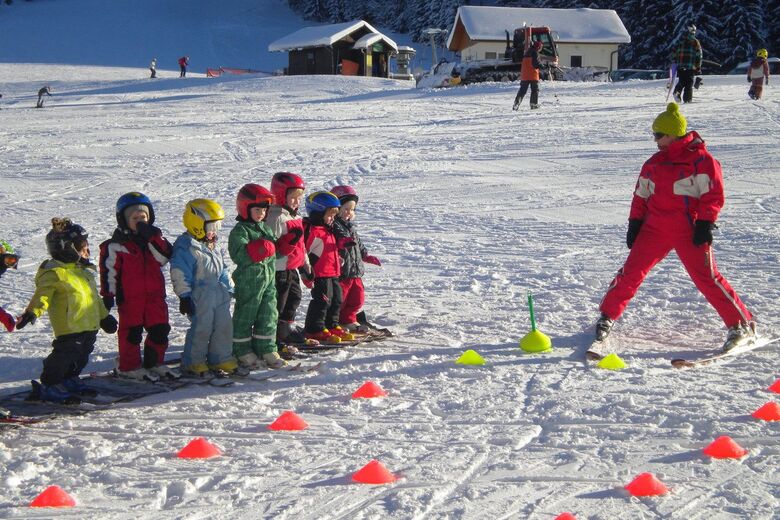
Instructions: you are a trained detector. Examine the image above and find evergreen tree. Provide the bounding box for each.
[717,0,767,69]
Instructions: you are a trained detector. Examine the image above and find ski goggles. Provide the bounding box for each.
[1,254,19,269]
[204,221,222,234]
[653,132,666,140]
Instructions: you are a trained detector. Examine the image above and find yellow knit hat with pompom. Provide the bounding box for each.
[652,102,687,137]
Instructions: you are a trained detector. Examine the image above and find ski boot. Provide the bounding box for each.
[277,344,302,361]
[63,376,98,397]
[595,315,614,342]
[30,380,81,405]
[329,326,355,341]
[262,352,288,369]
[181,363,214,379]
[722,322,756,352]
[530,103,540,110]
[210,359,250,377]
[512,96,523,111]
[237,352,260,370]
[115,367,160,382]
[149,364,181,380]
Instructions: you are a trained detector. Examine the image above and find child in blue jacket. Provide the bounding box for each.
[171,199,241,377]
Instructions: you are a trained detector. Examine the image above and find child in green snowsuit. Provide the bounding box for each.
[229,184,285,369]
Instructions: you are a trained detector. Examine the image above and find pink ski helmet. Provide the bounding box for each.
[270,172,305,206]
[330,185,358,205]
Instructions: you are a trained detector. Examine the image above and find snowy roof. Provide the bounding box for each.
[447,6,631,48]
[352,33,398,53]
[269,20,396,52]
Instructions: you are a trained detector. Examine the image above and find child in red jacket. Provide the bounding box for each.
[302,191,355,344]
[0,239,18,333]
[100,192,176,382]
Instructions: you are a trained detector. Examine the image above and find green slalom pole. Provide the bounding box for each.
[528,291,537,332]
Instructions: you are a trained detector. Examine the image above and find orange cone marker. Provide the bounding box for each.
[176,437,222,459]
[268,411,309,431]
[768,379,780,393]
[30,485,76,508]
[624,472,669,497]
[554,513,577,520]
[352,381,388,399]
[702,436,748,459]
[351,459,398,484]
[751,401,780,421]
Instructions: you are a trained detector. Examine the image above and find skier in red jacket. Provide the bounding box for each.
[178,56,189,78]
[99,192,175,381]
[595,103,754,353]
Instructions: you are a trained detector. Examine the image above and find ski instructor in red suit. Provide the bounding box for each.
[594,102,755,352]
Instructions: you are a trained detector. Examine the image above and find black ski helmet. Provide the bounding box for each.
[46,218,88,263]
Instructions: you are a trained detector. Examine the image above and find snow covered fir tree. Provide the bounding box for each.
[285,0,774,70]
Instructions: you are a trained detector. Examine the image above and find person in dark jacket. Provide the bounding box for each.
[672,24,702,103]
[330,186,381,332]
[36,86,51,108]
[513,40,543,110]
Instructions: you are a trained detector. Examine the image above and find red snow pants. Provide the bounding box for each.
[600,227,752,327]
[339,277,365,326]
[117,296,170,371]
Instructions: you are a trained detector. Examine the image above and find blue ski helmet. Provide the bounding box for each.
[116,192,155,230]
[305,191,340,214]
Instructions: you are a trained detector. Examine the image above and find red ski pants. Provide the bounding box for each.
[339,277,365,326]
[600,228,752,327]
[117,296,170,371]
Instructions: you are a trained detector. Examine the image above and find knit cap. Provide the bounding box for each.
[652,102,687,137]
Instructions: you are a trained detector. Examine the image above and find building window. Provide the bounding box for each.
[571,55,583,67]
[485,52,497,59]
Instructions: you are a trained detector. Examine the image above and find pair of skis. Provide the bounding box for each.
[586,335,778,368]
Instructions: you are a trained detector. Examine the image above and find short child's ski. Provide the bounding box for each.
[671,337,779,368]
[585,338,613,361]
[665,63,678,102]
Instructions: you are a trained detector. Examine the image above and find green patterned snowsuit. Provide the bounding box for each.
[229,220,278,357]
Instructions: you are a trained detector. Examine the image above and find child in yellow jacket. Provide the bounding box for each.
[16,218,117,404]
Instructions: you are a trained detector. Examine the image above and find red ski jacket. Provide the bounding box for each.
[99,229,172,303]
[304,221,341,279]
[629,131,724,236]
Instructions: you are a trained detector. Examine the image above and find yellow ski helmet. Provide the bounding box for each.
[757,48,768,59]
[183,199,224,240]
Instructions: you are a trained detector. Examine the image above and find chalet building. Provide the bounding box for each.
[447,6,631,71]
[269,20,398,77]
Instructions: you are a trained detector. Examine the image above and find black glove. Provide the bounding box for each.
[16,311,37,329]
[179,296,195,316]
[100,315,118,334]
[747,77,752,84]
[626,219,643,249]
[287,227,303,245]
[135,221,160,241]
[766,77,769,86]
[693,220,715,246]
[102,295,114,311]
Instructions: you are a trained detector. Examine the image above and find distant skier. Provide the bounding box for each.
[747,48,770,100]
[593,103,755,353]
[36,86,51,108]
[150,57,157,79]
[513,40,543,110]
[178,55,189,78]
[672,24,702,103]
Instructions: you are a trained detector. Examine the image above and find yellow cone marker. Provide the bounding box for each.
[456,349,486,366]
[519,292,553,353]
[597,353,626,370]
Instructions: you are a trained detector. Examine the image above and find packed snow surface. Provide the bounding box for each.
[0,65,778,519]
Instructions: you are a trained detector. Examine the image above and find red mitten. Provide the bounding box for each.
[247,239,275,262]
[0,307,15,332]
[362,255,381,266]
[302,278,313,289]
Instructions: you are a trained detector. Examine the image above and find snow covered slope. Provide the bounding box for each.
[0,0,304,71]
[0,57,778,520]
